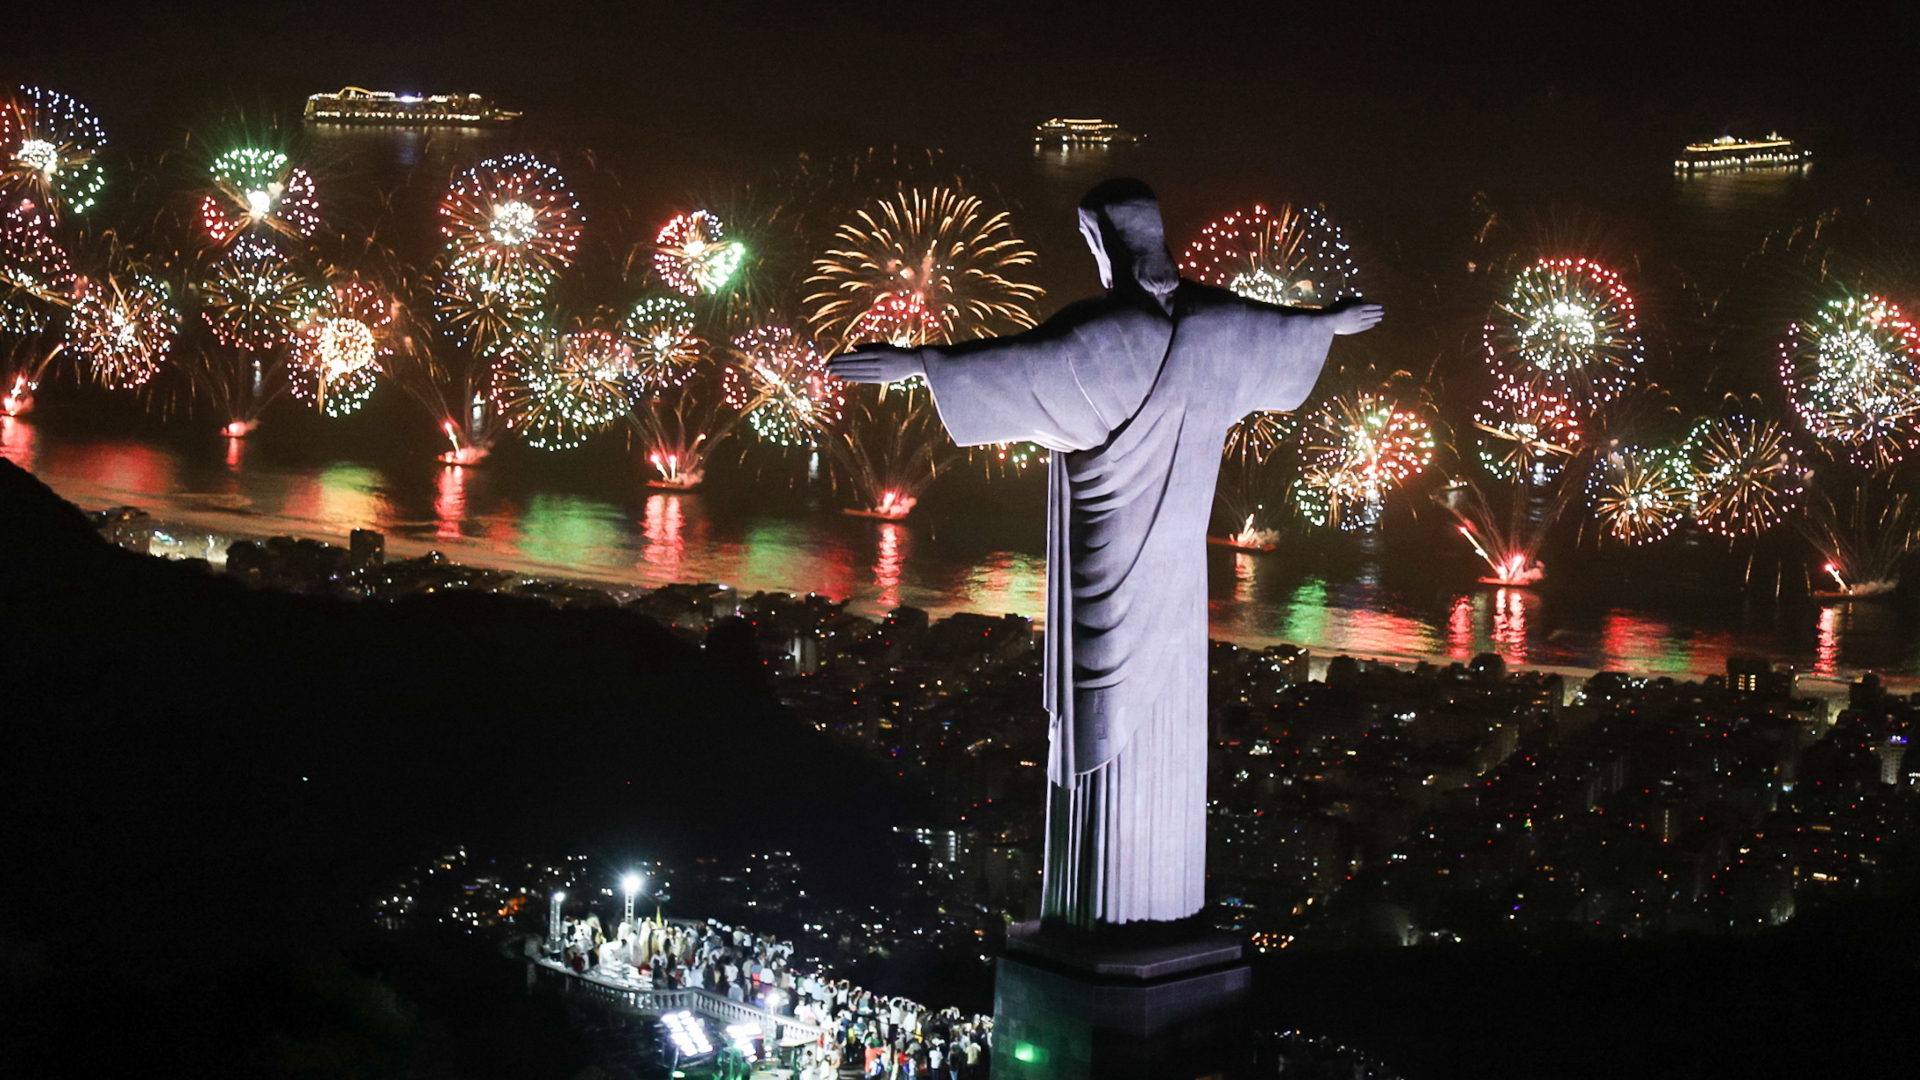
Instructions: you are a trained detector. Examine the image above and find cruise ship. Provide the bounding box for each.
[1674,133,1810,172]
[1033,117,1139,146]
[303,87,520,127]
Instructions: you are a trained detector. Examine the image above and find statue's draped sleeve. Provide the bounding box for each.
[916,304,1115,453]
[1231,305,1338,415]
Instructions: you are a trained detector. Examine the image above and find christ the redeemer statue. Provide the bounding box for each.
[830,179,1382,931]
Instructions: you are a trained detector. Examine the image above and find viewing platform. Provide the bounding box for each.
[527,953,827,1043]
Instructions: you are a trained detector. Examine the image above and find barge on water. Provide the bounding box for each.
[304,87,520,127]
[1033,117,1139,146]
[1675,133,1810,172]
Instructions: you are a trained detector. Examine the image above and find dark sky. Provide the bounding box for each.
[10,0,1915,155]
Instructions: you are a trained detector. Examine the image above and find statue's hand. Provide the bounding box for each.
[827,344,924,385]
[1327,301,1384,336]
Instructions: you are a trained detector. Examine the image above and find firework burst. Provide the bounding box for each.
[723,325,843,447]
[653,210,746,297]
[1778,293,1920,469]
[1223,409,1299,466]
[201,236,313,351]
[1215,448,1296,550]
[1437,479,1574,586]
[627,374,740,489]
[1685,415,1805,539]
[201,147,321,243]
[432,251,552,353]
[0,204,73,413]
[1182,204,1359,462]
[441,155,582,280]
[289,280,392,417]
[67,272,177,390]
[1,86,107,218]
[191,236,315,432]
[383,286,508,465]
[1486,257,1641,413]
[805,186,1042,349]
[495,325,635,450]
[619,294,702,391]
[847,291,933,348]
[0,203,74,334]
[1473,380,1582,481]
[1587,442,1690,545]
[826,389,963,519]
[1179,202,1361,309]
[1800,482,1920,597]
[1295,391,1435,529]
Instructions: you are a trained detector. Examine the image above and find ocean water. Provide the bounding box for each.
[10,92,1919,682]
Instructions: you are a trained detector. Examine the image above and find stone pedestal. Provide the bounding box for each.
[990,923,1252,1079]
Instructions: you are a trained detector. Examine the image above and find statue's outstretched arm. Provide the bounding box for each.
[825,343,922,385]
[830,312,1108,450]
[1236,300,1382,415]
[1325,299,1384,336]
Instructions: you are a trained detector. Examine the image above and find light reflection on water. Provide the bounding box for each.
[1816,606,1842,679]
[2,416,38,469]
[13,427,1920,680]
[435,466,468,540]
[642,493,685,575]
[875,522,905,612]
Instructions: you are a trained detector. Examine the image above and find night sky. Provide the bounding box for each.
[11,1,1916,162]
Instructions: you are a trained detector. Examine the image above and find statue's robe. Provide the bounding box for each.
[920,281,1335,925]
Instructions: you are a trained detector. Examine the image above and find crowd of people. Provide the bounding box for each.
[547,915,992,1078]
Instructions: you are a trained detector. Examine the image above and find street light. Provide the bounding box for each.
[621,873,644,927]
[549,890,566,955]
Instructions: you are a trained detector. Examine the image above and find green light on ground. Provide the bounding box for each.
[1014,1041,1047,1063]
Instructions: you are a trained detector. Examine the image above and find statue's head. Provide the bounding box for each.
[1078,178,1180,303]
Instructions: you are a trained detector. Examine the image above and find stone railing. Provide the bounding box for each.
[531,957,826,1042]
